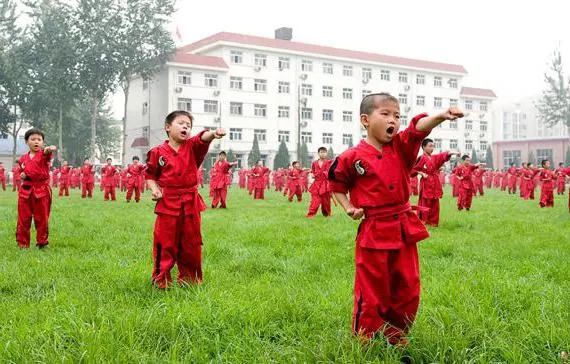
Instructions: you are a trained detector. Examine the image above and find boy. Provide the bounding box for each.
[328,93,464,345]
[12,163,21,191]
[555,162,566,195]
[307,147,333,217]
[412,139,460,226]
[455,155,485,210]
[210,151,237,208]
[538,160,555,207]
[0,161,6,191]
[80,158,95,198]
[251,160,269,200]
[287,161,304,202]
[101,158,118,201]
[58,160,71,197]
[16,128,56,249]
[126,156,144,202]
[145,110,225,288]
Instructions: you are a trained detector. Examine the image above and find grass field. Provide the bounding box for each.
[0,185,569,363]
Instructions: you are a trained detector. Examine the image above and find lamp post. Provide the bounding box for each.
[297,85,307,161]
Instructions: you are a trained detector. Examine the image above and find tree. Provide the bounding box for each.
[273,139,290,169]
[536,49,570,138]
[566,146,570,166]
[299,140,310,168]
[248,134,261,166]
[226,148,236,162]
[348,138,354,148]
[115,0,175,165]
[202,153,214,184]
[470,149,478,164]
[528,150,536,166]
[485,145,494,169]
[327,146,335,160]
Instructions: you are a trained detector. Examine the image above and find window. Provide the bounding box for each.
[278,81,290,94]
[322,132,333,144]
[465,140,473,150]
[416,74,425,85]
[230,102,242,115]
[254,54,267,67]
[142,78,148,90]
[434,76,442,87]
[380,70,390,81]
[254,129,267,142]
[536,149,553,163]
[479,141,487,151]
[142,102,148,115]
[301,108,312,120]
[322,109,333,121]
[278,57,290,70]
[177,71,191,85]
[434,139,442,149]
[203,100,218,113]
[322,86,333,97]
[177,98,191,111]
[342,133,353,145]
[450,139,458,149]
[465,100,473,110]
[362,68,372,81]
[416,95,425,106]
[343,111,353,122]
[229,128,242,140]
[301,84,312,96]
[230,50,242,64]
[204,73,217,87]
[398,72,408,83]
[449,78,458,88]
[398,94,408,105]
[230,76,243,90]
[449,120,457,129]
[503,150,521,167]
[362,90,371,99]
[301,131,312,144]
[278,106,290,118]
[343,65,353,76]
[234,153,244,168]
[254,104,267,117]
[480,101,488,111]
[343,88,353,99]
[465,120,473,130]
[480,121,487,131]
[401,115,408,126]
[301,60,313,72]
[278,130,290,143]
[450,98,458,107]
[254,79,267,92]
[434,97,442,108]
[323,63,333,74]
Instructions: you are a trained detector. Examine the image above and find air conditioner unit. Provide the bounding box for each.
[404,85,410,91]
[362,78,369,84]
[405,106,411,112]
[479,133,486,138]
[464,132,470,137]
[300,73,308,80]
[174,87,183,93]
[214,117,221,123]
[300,97,307,105]
[213,90,220,96]
[479,113,486,119]
[142,126,149,133]
[300,121,308,127]
[254,66,261,72]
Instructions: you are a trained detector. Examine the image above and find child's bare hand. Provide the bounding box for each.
[45,146,57,154]
[151,188,162,201]
[346,207,364,220]
[20,172,26,180]
[440,107,464,120]
[213,128,226,139]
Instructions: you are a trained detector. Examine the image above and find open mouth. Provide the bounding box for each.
[180,130,188,137]
[386,126,395,136]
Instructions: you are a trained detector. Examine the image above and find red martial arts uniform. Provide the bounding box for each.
[12,165,21,191]
[101,165,118,201]
[145,132,210,288]
[521,168,538,200]
[0,165,6,191]
[307,159,333,217]
[126,163,144,202]
[455,164,478,210]
[51,168,59,188]
[328,114,430,343]
[538,169,555,207]
[16,150,53,248]
[238,169,246,189]
[472,168,484,196]
[197,167,205,188]
[555,167,566,195]
[412,151,451,226]
[410,175,419,196]
[58,165,71,196]
[251,165,269,200]
[211,160,233,208]
[287,168,303,202]
[450,167,459,197]
[507,166,518,194]
[80,164,95,198]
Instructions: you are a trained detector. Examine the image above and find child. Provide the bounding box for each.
[0,161,6,191]
[126,156,144,202]
[455,155,485,210]
[12,163,21,191]
[16,128,56,249]
[287,161,304,202]
[58,160,71,197]
[101,158,118,201]
[307,147,333,217]
[555,162,566,195]
[328,93,464,345]
[251,160,269,200]
[80,158,95,198]
[538,160,555,208]
[412,139,460,226]
[145,110,226,288]
[211,151,237,208]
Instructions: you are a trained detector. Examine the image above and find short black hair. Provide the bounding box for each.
[292,161,299,166]
[106,158,112,162]
[541,159,549,167]
[132,156,139,161]
[318,147,327,153]
[526,163,532,168]
[219,151,226,156]
[24,128,44,141]
[84,158,89,162]
[559,162,564,166]
[360,93,399,115]
[462,155,470,161]
[421,138,434,148]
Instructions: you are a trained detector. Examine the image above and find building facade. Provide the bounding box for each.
[125,30,496,168]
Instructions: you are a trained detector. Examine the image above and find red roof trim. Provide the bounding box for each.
[461,87,497,98]
[170,52,228,69]
[131,137,149,148]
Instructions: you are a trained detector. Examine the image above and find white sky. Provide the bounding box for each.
[113,0,570,116]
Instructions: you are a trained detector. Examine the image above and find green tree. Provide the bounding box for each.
[327,146,335,160]
[471,149,478,164]
[202,153,214,184]
[566,146,570,166]
[537,49,570,138]
[248,134,261,166]
[299,140,310,168]
[485,145,494,169]
[273,139,290,169]
[528,150,536,166]
[226,149,236,162]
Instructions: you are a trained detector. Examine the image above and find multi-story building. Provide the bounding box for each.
[125,29,496,168]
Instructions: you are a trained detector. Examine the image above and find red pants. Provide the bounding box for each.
[152,211,202,288]
[13,180,21,191]
[0,178,5,190]
[16,192,52,248]
[212,187,228,208]
[104,185,116,201]
[474,182,484,196]
[557,181,565,195]
[457,188,473,210]
[418,197,440,226]
[126,184,140,202]
[82,182,94,198]
[59,182,69,196]
[254,186,265,200]
[288,185,302,202]
[353,242,420,343]
[539,185,554,207]
[307,193,331,217]
[451,183,459,197]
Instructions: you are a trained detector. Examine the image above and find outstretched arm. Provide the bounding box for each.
[416,107,464,132]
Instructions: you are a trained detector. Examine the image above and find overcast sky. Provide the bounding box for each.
[114,0,569,116]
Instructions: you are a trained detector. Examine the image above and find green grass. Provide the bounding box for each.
[0,185,569,363]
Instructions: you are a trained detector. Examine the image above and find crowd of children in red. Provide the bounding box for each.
[5,94,570,348]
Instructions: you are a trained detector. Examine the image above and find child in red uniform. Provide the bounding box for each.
[58,160,71,197]
[307,147,333,217]
[328,93,464,345]
[472,167,485,196]
[16,129,56,249]
[538,160,555,208]
[126,156,144,202]
[80,158,95,198]
[455,156,485,211]
[101,158,118,201]
[251,160,269,200]
[412,139,460,226]
[145,110,225,289]
[0,162,6,191]
[12,163,21,191]
[555,162,566,195]
[210,151,237,208]
[287,161,304,202]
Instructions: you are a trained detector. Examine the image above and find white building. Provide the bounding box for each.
[125,29,497,168]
